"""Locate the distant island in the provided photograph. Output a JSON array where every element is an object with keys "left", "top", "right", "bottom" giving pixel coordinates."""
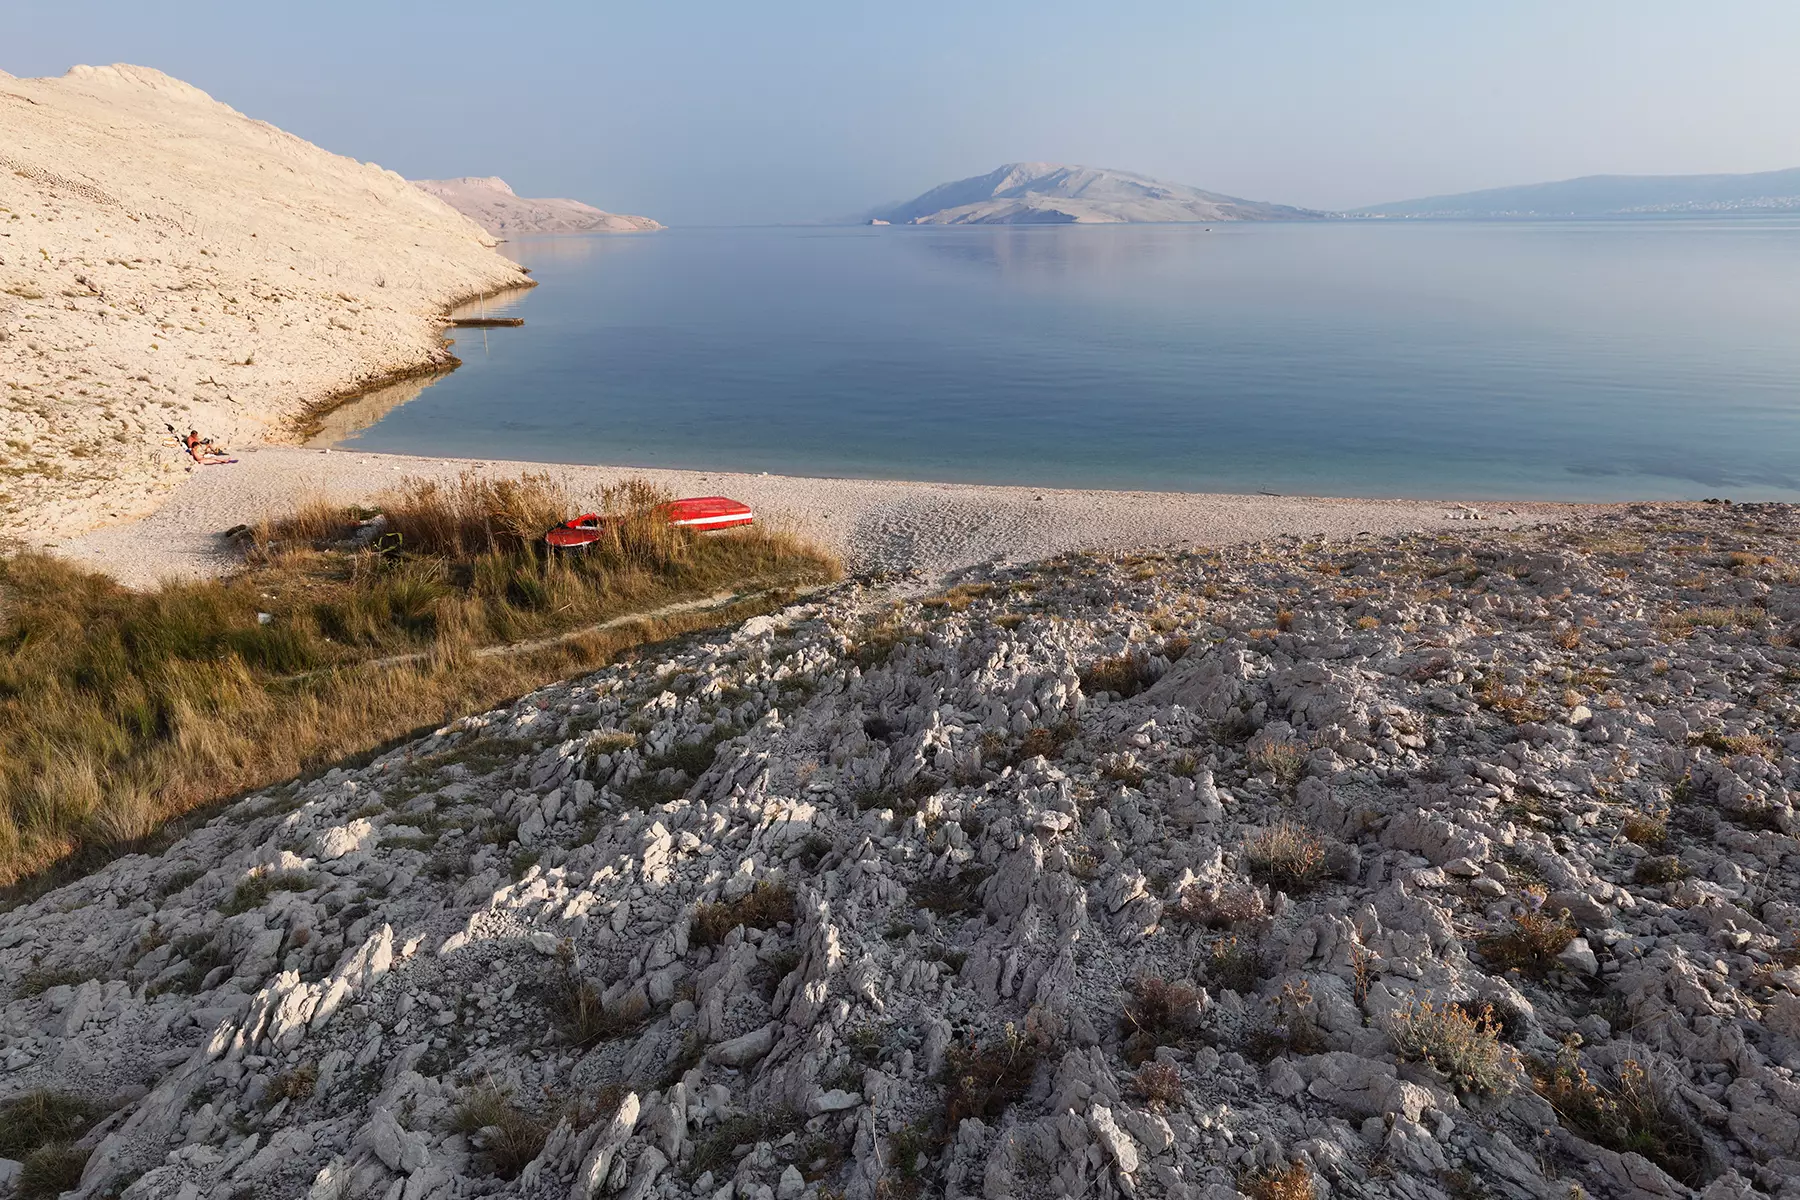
[
  {"left": 411, "top": 176, "right": 663, "bottom": 235},
  {"left": 1358, "top": 165, "right": 1800, "bottom": 218},
  {"left": 869, "top": 162, "right": 1322, "bottom": 225}
]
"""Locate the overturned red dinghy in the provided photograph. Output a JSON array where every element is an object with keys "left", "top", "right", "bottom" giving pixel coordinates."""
[
  {"left": 664, "top": 496, "right": 754, "bottom": 531},
  {"left": 544, "top": 497, "right": 754, "bottom": 550}
]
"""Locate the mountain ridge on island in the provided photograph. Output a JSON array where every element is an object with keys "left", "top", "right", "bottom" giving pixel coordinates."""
[
  {"left": 1357, "top": 165, "right": 1800, "bottom": 218},
  {"left": 412, "top": 176, "right": 664, "bottom": 235},
  {"left": 868, "top": 162, "right": 1322, "bottom": 225}
]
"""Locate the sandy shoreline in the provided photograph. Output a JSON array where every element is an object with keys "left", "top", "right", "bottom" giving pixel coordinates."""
[{"left": 56, "top": 444, "right": 1573, "bottom": 586}]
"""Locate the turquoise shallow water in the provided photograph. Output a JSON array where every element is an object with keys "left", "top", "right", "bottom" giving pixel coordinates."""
[{"left": 332, "top": 220, "right": 1800, "bottom": 501}]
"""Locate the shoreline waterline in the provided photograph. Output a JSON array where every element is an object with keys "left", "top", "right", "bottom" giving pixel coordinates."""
[{"left": 53, "top": 445, "right": 1578, "bottom": 588}]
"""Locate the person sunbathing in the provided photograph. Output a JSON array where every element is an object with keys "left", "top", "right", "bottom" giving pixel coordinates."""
[{"left": 184, "top": 429, "right": 235, "bottom": 464}]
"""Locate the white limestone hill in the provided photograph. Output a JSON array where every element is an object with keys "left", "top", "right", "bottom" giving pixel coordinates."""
[
  {"left": 871, "top": 162, "right": 1321, "bottom": 225},
  {"left": 0, "top": 63, "right": 529, "bottom": 539},
  {"left": 412, "top": 177, "right": 663, "bottom": 235}
]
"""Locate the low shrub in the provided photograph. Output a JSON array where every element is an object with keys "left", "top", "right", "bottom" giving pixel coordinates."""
[
  {"left": 691, "top": 881, "right": 796, "bottom": 947},
  {"left": 1386, "top": 998, "right": 1516, "bottom": 1094}
]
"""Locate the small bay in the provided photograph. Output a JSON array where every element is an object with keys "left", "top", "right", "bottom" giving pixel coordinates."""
[{"left": 329, "top": 219, "right": 1800, "bottom": 500}]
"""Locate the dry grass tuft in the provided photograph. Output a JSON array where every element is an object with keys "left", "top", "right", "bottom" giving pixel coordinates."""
[
  {"left": 0, "top": 1091, "right": 98, "bottom": 1159},
  {"left": 691, "top": 881, "right": 796, "bottom": 947},
  {"left": 1131, "top": 1060, "right": 1186, "bottom": 1109},
  {"left": 1121, "top": 976, "right": 1205, "bottom": 1064},
  {"left": 1243, "top": 822, "right": 1331, "bottom": 894},
  {"left": 1080, "top": 651, "right": 1157, "bottom": 699},
  {"left": 1478, "top": 894, "right": 1578, "bottom": 977},
  {"left": 1620, "top": 812, "right": 1668, "bottom": 849},
  {"left": 451, "top": 1081, "right": 551, "bottom": 1179},
  {"left": 1242, "top": 1162, "right": 1316, "bottom": 1200},
  {"left": 0, "top": 474, "right": 839, "bottom": 890}
]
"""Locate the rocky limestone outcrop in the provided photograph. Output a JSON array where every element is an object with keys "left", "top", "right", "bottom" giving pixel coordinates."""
[{"left": 3, "top": 502, "right": 1798, "bottom": 1200}]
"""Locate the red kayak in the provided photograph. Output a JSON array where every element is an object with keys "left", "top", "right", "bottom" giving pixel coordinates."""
[{"left": 545, "top": 497, "right": 754, "bottom": 550}]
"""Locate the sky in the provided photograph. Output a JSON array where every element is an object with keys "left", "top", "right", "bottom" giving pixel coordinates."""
[{"left": 9, "top": 0, "right": 1800, "bottom": 226}]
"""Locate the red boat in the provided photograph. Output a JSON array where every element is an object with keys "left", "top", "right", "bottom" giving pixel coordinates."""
[{"left": 545, "top": 497, "right": 754, "bottom": 550}]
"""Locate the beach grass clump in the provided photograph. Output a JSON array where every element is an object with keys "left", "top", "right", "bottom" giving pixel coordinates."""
[{"left": 0, "top": 473, "right": 840, "bottom": 891}]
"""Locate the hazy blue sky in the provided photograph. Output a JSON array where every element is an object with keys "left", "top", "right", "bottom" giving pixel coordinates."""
[{"left": 10, "top": 0, "right": 1800, "bottom": 225}]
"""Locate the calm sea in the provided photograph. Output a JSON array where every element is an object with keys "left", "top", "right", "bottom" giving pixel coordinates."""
[{"left": 326, "top": 220, "right": 1800, "bottom": 501}]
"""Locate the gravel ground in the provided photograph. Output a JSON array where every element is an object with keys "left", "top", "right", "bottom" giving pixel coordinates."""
[{"left": 54, "top": 445, "right": 1565, "bottom": 586}]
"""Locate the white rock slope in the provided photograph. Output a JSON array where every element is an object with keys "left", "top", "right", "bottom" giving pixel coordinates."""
[
  {"left": 3, "top": 503, "right": 1798, "bottom": 1200},
  {"left": 0, "top": 64, "right": 530, "bottom": 540},
  {"left": 872, "top": 163, "right": 1322, "bottom": 225},
  {"left": 412, "top": 178, "right": 664, "bottom": 236}
]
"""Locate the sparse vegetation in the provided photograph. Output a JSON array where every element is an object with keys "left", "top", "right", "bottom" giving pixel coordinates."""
[
  {"left": 1132, "top": 1060, "right": 1186, "bottom": 1109},
  {"left": 0, "top": 473, "right": 838, "bottom": 889},
  {"left": 1248, "top": 737, "right": 1308, "bottom": 785},
  {"left": 1533, "top": 1041, "right": 1705, "bottom": 1186},
  {"left": 1080, "top": 651, "right": 1157, "bottom": 698},
  {"left": 0, "top": 1091, "right": 98, "bottom": 1159},
  {"left": 1243, "top": 822, "right": 1331, "bottom": 893},
  {"left": 1242, "top": 1162, "right": 1317, "bottom": 1200},
  {"left": 1120, "top": 975, "right": 1205, "bottom": 1064},
  {"left": 451, "top": 1081, "right": 550, "bottom": 1179},
  {"left": 17, "top": 1143, "right": 91, "bottom": 1200},
  {"left": 219, "top": 869, "right": 315, "bottom": 915},
  {"left": 691, "top": 881, "right": 796, "bottom": 947},
  {"left": 1387, "top": 998, "right": 1516, "bottom": 1094},
  {"left": 1477, "top": 894, "right": 1578, "bottom": 977}
]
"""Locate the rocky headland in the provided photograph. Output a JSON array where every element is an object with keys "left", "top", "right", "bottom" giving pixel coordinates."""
[
  {"left": 411, "top": 179, "right": 663, "bottom": 237},
  {"left": 0, "top": 64, "right": 530, "bottom": 543},
  {"left": 871, "top": 164, "right": 1322, "bottom": 226},
  {"left": 5, "top": 500, "right": 1798, "bottom": 1200}
]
